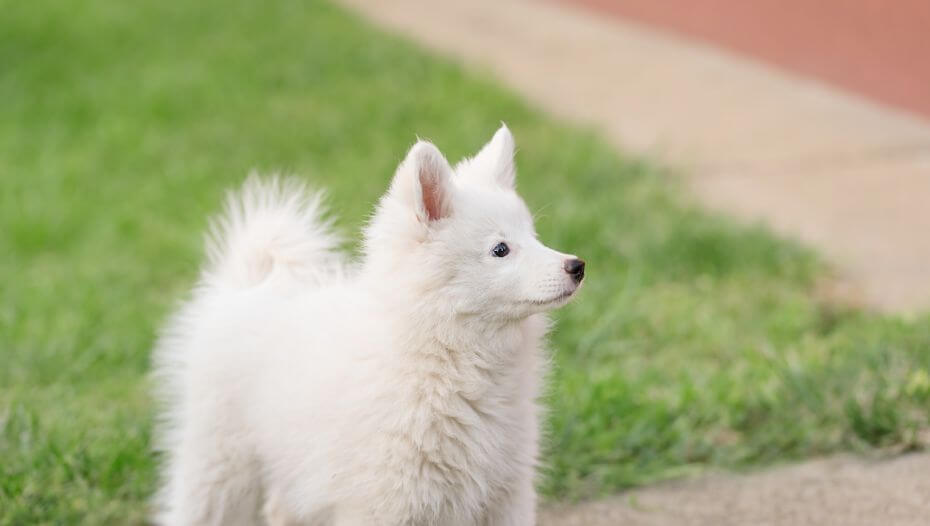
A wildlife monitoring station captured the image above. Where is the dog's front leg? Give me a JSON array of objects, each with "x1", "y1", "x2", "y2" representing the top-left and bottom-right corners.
[{"x1": 484, "y1": 478, "x2": 537, "y2": 526}]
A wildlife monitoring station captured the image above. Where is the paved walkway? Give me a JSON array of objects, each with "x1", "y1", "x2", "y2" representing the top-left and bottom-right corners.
[
  {"x1": 539, "y1": 454, "x2": 930, "y2": 526},
  {"x1": 340, "y1": 0, "x2": 930, "y2": 313}
]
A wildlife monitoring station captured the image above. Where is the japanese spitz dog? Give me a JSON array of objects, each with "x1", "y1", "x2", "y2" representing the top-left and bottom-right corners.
[{"x1": 152, "y1": 125, "x2": 585, "y2": 525}]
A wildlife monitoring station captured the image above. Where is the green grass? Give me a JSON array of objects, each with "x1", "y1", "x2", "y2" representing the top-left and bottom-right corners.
[{"x1": 2, "y1": 0, "x2": 929, "y2": 522}]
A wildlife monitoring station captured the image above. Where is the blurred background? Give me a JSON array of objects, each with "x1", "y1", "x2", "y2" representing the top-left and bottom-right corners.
[
  {"x1": 2, "y1": 0, "x2": 928, "y2": 524},
  {"x1": 575, "y1": 0, "x2": 930, "y2": 117}
]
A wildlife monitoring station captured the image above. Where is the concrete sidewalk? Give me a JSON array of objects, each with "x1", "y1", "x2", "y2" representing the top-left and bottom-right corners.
[
  {"x1": 339, "y1": 0, "x2": 930, "y2": 313},
  {"x1": 539, "y1": 454, "x2": 930, "y2": 526}
]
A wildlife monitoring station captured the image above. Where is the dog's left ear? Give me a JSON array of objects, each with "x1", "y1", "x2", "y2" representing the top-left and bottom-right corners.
[
  {"x1": 392, "y1": 140, "x2": 455, "y2": 224},
  {"x1": 461, "y1": 124, "x2": 516, "y2": 189}
]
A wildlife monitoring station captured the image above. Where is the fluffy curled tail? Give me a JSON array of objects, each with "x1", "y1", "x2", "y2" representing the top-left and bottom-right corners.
[{"x1": 203, "y1": 174, "x2": 343, "y2": 288}]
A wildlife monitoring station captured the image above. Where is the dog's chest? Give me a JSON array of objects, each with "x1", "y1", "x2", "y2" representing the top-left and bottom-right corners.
[{"x1": 373, "y1": 341, "x2": 538, "y2": 520}]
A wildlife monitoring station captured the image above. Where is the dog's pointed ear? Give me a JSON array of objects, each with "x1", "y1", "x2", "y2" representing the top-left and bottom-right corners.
[
  {"x1": 393, "y1": 140, "x2": 454, "y2": 224},
  {"x1": 466, "y1": 124, "x2": 516, "y2": 189}
]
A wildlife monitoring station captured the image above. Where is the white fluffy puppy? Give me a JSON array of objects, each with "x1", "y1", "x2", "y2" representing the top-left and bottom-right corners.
[{"x1": 152, "y1": 125, "x2": 586, "y2": 526}]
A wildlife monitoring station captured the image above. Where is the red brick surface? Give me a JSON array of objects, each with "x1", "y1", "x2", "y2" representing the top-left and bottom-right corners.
[{"x1": 564, "y1": 0, "x2": 930, "y2": 118}]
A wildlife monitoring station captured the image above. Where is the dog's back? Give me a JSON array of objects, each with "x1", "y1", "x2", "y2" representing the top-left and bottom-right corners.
[{"x1": 151, "y1": 176, "x2": 348, "y2": 525}]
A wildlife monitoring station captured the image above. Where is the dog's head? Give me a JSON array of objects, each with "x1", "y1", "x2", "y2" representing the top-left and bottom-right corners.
[{"x1": 364, "y1": 125, "x2": 584, "y2": 321}]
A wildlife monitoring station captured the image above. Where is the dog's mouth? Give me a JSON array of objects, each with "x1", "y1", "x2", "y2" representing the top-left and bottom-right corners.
[{"x1": 526, "y1": 288, "x2": 576, "y2": 306}]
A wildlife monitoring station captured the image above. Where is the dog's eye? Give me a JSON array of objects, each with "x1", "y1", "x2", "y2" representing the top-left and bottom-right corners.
[{"x1": 491, "y1": 242, "x2": 510, "y2": 258}]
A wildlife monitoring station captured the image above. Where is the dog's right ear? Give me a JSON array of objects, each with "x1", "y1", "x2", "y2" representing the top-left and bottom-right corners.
[
  {"x1": 391, "y1": 140, "x2": 454, "y2": 224},
  {"x1": 456, "y1": 124, "x2": 516, "y2": 189}
]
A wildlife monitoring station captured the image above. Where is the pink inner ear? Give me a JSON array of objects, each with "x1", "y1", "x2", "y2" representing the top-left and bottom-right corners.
[{"x1": 419, "y1": 168, "x2": 445, "y2": 221}]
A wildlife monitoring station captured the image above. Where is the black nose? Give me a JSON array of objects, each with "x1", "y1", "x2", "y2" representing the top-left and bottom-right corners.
[{"x1": 564, "y1": 258, "x2": 585, "y2": 283}]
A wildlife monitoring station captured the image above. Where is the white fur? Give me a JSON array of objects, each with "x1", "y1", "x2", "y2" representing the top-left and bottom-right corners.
[{"x1": 152, "y1": 125, "x2": 584, "y2": 525}]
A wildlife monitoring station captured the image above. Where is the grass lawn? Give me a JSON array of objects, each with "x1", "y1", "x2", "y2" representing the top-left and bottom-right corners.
[{"x1": 2, "y1": 0, "x2": 929, "y2": 523}]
